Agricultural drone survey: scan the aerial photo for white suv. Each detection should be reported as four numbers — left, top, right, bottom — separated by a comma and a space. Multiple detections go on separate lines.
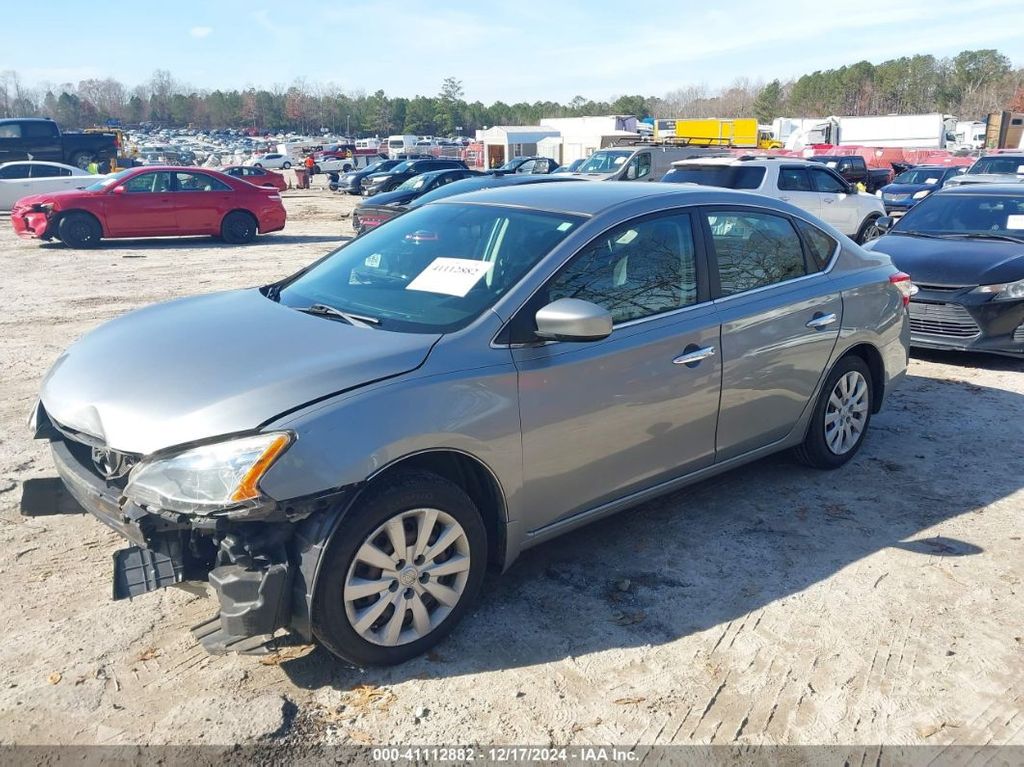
665, 157, 886, 243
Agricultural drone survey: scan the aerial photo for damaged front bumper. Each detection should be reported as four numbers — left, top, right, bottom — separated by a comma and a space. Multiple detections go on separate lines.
43, 417, 353, 655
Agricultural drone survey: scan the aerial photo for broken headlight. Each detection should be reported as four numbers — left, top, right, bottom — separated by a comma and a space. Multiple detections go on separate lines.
124, 432, 292, 515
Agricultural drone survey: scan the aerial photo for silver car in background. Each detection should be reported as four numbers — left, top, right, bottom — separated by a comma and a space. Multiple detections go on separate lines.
31, 183, 911, 665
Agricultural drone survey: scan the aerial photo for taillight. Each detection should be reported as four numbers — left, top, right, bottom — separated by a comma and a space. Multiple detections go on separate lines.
889, 271, 917, 306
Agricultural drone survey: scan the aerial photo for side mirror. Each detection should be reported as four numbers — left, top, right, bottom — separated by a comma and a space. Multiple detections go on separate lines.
874, 216, 895, 234
111, 185, 126, 194
535, 298, 612, 342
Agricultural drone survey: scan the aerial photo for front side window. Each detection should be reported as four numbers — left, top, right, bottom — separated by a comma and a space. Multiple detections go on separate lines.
29, 165, 62, 178
810, 168, 847, 193
625, 152, 652, 180
278, 204, 584, 333
778, 167, 811, 192
122, 172, 172, 193
545, 212, 699, 324
706, 210, 807, 295
175, 172, 231, 191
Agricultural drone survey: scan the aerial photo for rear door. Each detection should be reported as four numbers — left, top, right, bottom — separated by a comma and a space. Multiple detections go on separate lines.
511, 209, 722, 531
103, 171, 178, 236
172, 171, 233, 233
701, 206, 842, 460
776, 166, 821, 220
809, 166, 858, 236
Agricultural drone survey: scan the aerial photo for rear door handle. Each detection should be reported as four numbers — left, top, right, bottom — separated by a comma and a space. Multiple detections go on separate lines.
673, 346, 716, 366
806, 312, 838, 329
779, 195, 790, 201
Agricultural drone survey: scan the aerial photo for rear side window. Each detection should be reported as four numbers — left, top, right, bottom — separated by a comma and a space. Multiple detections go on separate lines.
705, 210, 807, 295
662, 166, 765, 189
546, 212, 699, 323
0, 124, 21, 139
778, 168, 811, 191
29, 165, 64, 178
174, 172, 231, 192
796, 220, 838, 271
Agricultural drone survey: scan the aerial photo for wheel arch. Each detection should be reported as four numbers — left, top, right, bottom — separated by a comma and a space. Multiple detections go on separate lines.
364, 449, 508, 572
222, 207, 260, 233
835, 342, 885, 413
53, 208, 106, 237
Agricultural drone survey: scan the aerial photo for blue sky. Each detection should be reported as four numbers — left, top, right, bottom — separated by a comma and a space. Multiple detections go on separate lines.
4, 0, 1023, 103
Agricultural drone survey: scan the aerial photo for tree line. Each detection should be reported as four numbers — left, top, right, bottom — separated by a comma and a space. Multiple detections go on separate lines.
0, 49, 1021, 136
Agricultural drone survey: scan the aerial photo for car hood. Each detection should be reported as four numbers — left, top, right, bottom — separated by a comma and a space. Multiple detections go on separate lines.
360, 189, 417, 207
947, 174, 1024, 186
13, 188, 102, 207
881, 183, 937, 195
866, 233, 1024, 286
40, 289, 440, 455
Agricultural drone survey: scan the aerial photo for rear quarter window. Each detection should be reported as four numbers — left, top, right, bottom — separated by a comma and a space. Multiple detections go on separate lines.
796, 220, 839, 271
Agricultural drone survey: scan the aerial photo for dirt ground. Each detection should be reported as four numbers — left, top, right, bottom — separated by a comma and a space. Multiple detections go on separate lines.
0, 189, 1022, 750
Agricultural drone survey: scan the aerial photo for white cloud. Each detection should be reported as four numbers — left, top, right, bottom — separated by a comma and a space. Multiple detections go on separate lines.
189, 26, 212, 38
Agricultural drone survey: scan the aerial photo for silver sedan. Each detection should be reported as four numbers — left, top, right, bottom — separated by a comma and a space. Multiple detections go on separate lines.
33, 182, 911, 665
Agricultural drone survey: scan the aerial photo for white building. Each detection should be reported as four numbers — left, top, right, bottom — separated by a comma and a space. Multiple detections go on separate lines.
539, 116, 641, 164
475, 126, 561, 168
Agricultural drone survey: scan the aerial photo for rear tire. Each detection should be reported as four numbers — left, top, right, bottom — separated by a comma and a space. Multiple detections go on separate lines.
794, 355, 873, 469
855, 214, 882, 244
220, 211, 258, 244
69, 151, 94, 170
311, 470, 487, 666
57, 212, 102, 249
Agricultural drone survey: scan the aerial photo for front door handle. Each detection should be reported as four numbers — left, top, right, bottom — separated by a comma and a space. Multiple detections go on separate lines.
673, 345, 716, 366
806, 312, 838, 329
822, 197, 835, 204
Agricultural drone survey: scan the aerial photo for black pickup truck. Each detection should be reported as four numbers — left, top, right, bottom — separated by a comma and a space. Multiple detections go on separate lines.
0, 118, 118, 169
807, 155, 892, 193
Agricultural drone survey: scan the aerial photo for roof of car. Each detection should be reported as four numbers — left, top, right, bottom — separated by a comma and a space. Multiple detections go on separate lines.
433, 178, 781, 217
934, 183, 1024, 195
672, 156, 815, 168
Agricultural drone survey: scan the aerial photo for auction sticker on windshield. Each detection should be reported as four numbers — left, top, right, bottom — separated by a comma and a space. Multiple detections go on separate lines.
1007, 214, 1024, 230
406, 258, 493, 297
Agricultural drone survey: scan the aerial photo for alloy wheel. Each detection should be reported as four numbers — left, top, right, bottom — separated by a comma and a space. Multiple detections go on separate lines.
824, 370, 869, 455
343, 508, 471, 647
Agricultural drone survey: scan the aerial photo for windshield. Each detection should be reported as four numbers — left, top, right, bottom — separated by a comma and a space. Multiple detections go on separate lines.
497, 158, 523, 171
277, 203, 584, 333
397, 175, 431, 192
362, 161, 388, 174
84, 169, 132, 191
893, 169, 946, 185
577, 150, 633, 174
895, 193, 1024, 236
969, 157, 1024, 175
661, 165, 765, 189
387, 161, 413, 174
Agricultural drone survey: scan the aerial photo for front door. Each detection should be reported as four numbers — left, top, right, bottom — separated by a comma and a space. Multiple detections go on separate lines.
808, 166, 859, 236
511, 209, 722, 533
701, 207, 842, 460
776, 166, 821, 220
103, 171, 178, 236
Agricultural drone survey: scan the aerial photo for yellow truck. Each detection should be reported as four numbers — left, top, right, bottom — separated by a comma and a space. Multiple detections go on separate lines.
657, 118, 782, 149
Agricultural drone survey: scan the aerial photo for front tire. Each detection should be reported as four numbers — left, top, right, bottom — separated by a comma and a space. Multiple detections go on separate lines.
220, 211, 258, 244
794, 355, 873, 469
57, 212, 102, 249
311, 470, 487, 666
282, 161, 292, 170
855, 214, 882, 244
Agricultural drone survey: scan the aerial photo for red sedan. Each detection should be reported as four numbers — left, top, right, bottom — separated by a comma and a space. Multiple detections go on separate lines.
11, 166, 287, 248
220, 164, 288, 192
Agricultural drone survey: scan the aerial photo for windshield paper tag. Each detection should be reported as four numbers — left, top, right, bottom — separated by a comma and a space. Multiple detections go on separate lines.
1007, 214, 1024, 230
406, 258, 492, 297
925, 178, 939, 184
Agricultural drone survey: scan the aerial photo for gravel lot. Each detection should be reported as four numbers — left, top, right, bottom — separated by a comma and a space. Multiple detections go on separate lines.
1, 190, 1022, 749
